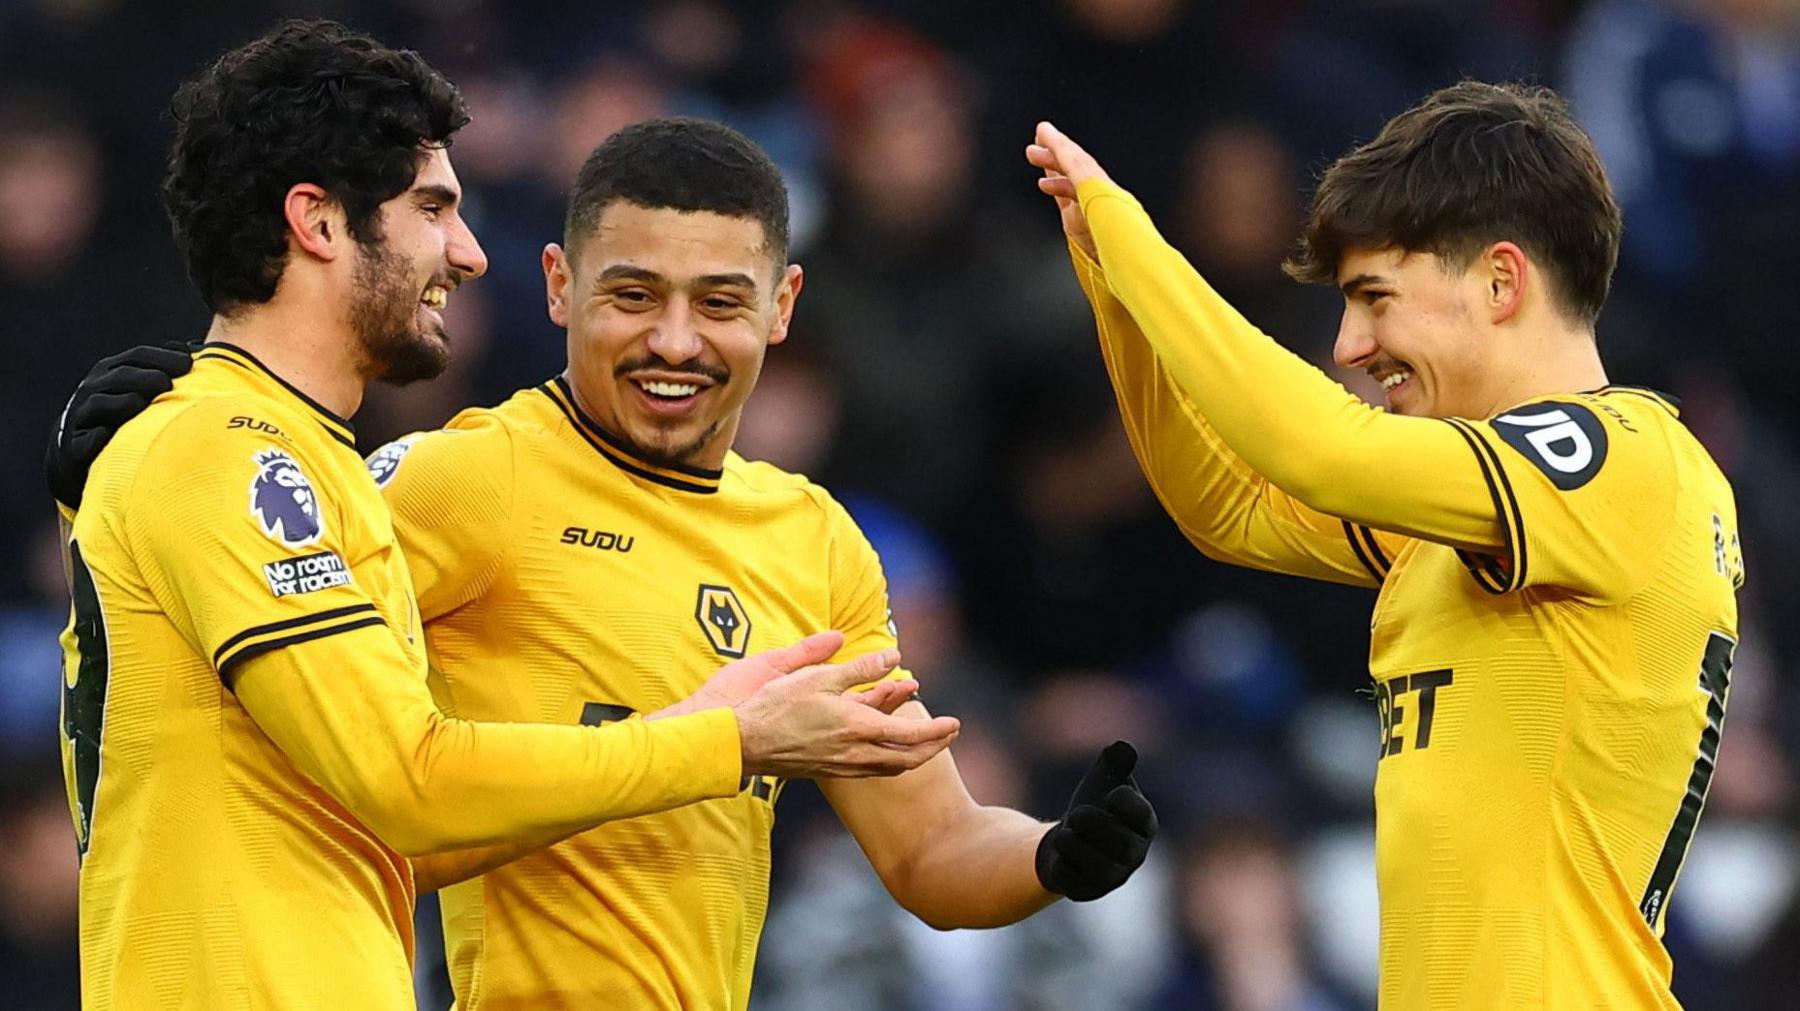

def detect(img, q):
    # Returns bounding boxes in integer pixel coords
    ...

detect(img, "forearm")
[235,633,743,856]
[889,803,1056,930]
[1073,241,1381,585]
[1077,180,1503,549]
[412,838,544,893]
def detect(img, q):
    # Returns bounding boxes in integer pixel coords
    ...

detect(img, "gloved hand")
[1035,740,1157,901]
[46,343,195,509]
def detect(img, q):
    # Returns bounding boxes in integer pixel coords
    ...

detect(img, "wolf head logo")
[250,449,323,546]
[695,585,751,658]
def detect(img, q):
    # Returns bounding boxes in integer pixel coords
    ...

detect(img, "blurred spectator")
[1153,816,1363,1011]
[0,756,79,1010]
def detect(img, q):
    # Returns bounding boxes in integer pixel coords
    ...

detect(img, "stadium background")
[3,0,1799,1007]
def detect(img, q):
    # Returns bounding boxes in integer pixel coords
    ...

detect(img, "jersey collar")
[1595,385,1682,418]
[540,376,724,495]
[194,342,359,449]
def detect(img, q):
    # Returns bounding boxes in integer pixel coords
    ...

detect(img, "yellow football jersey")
[373,377,907,1010]
[1069,180,1743,1009]
[61,345,745,1010]
[61,343,420,1009]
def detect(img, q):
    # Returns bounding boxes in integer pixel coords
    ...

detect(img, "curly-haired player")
[55,21,958,1009]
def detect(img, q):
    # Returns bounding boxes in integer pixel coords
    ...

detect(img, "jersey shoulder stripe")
[1343,520,1391,582]
[1443,417,1528,593]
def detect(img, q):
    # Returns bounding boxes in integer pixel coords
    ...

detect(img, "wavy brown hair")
[1285,81,1621,328]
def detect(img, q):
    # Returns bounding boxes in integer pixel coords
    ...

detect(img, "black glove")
[46,343,195,509]
[1035,740,1157,901]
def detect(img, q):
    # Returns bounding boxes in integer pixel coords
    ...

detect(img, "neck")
[205,300,365,418]
[563,370,738,471]
[1477,324,1609,419]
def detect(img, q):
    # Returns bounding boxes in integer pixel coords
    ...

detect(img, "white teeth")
[1381,372,1410,392]
[421,286,447,309]
[639,380,700,398]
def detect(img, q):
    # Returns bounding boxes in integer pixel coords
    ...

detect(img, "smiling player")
[1029,82,1742,1008]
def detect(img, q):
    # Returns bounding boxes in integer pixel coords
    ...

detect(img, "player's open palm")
[734,649,960,780]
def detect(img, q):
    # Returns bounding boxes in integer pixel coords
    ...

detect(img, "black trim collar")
[196,343,358,448]
[541,376,723,494]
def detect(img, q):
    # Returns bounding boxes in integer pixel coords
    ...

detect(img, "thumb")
[755,630,846,676]
[809,647,902,694]
[1074,741,1138,801]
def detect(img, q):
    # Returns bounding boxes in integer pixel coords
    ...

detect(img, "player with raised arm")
[1028,83,1741,1008]
[53,22,956,1009]
[53,116,1158,1009]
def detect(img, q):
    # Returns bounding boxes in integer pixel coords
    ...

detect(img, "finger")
[79,365,179,399]
[1071,741,1138,803]
[1096,740,1138,780]
[121,346,195,375]
[1037,176,1077,200]
[755,631,846,676]
[66,391,154,432]
[1103,784,1157,836]
[1065,806,1144,863]
[853,730,958,776]
[1025,142,1059,170]
[808,647,902,693]
[860,710,960,747]
[852,678,919,713]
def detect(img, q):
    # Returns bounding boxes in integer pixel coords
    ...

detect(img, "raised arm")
[1069,238,1398,587]
[1030,125,1506,555]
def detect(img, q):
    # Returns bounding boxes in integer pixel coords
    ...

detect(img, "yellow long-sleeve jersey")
[1071,180,1742,1009]
[59,344,742,1010]
[372,378,907,1010]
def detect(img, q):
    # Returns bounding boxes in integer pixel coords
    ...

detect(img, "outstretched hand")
[1025,121,1113,262]
[1035,741,1157,902]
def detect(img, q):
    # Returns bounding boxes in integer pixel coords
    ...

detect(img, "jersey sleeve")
[822,494,913,685]
[1449,398,1676,599]
[373,411,515,621]
[1075,178,1516,557]
[122,404,743,856]
[1071,239,1401,588]
[121,403,387,675]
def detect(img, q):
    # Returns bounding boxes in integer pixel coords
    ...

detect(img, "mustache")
[614,356,729,384]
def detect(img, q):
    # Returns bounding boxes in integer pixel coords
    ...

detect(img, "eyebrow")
[594,265,759,291]
[413,184,460,210]
[1339,273,1387,297]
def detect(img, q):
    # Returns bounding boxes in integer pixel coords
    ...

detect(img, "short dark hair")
[564,117,790,267]
[1286,81,1621,327]
[162,19,468,314]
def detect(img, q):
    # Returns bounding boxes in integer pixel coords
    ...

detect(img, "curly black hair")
[162,19,468,314]
[565,117,790,267]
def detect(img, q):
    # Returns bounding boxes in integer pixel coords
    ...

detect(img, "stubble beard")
[351,238,450,387]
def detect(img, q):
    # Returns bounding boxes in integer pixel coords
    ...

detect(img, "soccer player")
[52,22,959,1009]
[1027,83,1742,1008]
[53,117,1160,1008]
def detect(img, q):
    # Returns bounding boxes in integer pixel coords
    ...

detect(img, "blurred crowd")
[4,0,1800,1008]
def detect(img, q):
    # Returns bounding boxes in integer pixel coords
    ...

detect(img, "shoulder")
[725,453,846,524]
[96,391,327,500]
[1481,390,1677,493]
[367,400,528,491]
